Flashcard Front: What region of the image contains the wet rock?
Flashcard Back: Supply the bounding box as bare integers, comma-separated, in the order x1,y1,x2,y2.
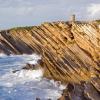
67,83,75,93
58,88,71,100
12,69,20,73
22,63,35,70
12,63,39,73
58,81,100,100
58,83,74,100
36,98,40,100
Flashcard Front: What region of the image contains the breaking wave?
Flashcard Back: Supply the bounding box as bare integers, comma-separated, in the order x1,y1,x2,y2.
0,69,43,87
0,53,65,100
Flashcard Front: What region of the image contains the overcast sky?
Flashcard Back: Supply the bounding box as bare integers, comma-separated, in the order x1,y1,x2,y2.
0,0,100,29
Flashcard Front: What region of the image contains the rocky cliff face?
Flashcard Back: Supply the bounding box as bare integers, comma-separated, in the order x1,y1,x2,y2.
0,21,100,98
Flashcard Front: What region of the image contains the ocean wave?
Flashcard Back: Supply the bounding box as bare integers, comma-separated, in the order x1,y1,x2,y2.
0,69,43,87
0,53,65,100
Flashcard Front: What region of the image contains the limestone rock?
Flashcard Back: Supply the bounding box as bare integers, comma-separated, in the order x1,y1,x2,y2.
0,21,100,99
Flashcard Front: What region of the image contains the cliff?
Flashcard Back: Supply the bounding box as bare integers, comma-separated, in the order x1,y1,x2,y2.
0,20,100,99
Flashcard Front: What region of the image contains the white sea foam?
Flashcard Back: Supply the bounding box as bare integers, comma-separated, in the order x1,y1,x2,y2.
0,53,41,69
9,54,41,65
22,54,41,64
0,69,44,87
0,54,65,100
0,68,64,100
0,53,6,57
0,53,42,87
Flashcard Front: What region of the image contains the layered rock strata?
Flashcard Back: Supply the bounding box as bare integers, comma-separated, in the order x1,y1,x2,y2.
0,21,100,99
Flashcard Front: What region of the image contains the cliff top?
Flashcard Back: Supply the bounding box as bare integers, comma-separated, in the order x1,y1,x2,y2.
0,19,100,32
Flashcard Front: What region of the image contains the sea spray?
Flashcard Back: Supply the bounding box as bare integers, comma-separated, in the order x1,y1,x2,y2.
0,69,44,87
0,53,65,100
17,69,44,79
0,53,6,57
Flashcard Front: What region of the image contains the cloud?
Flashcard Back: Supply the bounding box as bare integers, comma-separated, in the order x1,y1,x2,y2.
0,0,99,29
87,3,100,18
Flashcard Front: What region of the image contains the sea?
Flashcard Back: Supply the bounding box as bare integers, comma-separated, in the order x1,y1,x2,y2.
0,54,65,100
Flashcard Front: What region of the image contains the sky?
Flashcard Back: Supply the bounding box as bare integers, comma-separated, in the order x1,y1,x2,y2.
0,0,100,29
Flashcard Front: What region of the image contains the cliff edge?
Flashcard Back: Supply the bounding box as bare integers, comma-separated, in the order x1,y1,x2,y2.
0,20,100,99
0,20,100,95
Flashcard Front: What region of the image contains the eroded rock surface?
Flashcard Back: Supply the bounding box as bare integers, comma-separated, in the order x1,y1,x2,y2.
0,20,100,99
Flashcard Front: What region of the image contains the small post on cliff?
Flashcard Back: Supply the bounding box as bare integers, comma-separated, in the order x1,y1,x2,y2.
70,14,75,23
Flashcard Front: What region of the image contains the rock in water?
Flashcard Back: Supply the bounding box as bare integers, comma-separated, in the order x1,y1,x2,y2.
22,63,35,70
